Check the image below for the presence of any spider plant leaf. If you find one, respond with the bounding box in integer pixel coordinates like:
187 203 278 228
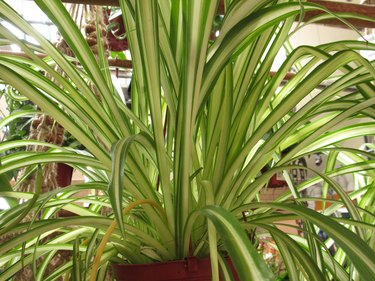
0 109 40 130
133 0 175 235
109 133 158 237
0 3 117 135
202 2 322 102
200 205 274 281
0 152 105 176
34 0 130 138
0 173 17 208
35 251 57 281
266 225 326 281
0 166 42 236
72 236 82 281
291 234 351 281
84 229 100 278
238 202 375 280
0 63 111 167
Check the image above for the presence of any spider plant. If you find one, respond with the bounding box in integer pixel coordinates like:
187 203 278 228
0 0 375 280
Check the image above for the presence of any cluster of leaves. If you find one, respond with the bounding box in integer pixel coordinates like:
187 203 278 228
0 86 33 150
0 0 374 281
0 86 35 181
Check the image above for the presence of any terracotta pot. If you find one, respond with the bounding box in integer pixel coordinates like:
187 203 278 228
261 165 287 188
112 257 239 281
104 10 128 51
56 163 75 217
56 163 74 188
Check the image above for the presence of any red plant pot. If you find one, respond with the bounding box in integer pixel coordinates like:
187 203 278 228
112 257 239 281
104 10 128 52
56 163 75 217
56 163 74 188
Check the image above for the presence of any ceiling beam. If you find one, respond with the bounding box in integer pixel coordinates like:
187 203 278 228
58 0 375 29
305 0 375 29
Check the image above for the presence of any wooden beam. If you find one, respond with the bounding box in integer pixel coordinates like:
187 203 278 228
305 0 375 29
109 58 132 68
58 0 375 28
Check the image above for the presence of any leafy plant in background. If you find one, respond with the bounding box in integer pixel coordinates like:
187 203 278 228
0 0 375 280
0 86 34 150
0 86 36 182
